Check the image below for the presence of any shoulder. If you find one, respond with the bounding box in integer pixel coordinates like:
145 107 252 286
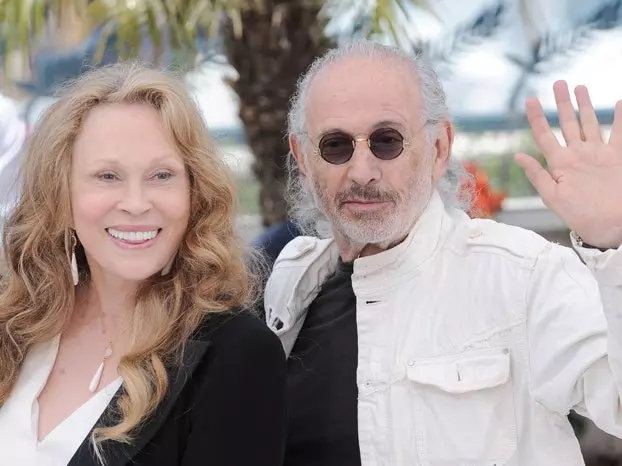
177 311 287 434
195 310 285 359
265 235 335 307
264 236 338 331
266 235 335 298
272 235 334 268
459 216 554 263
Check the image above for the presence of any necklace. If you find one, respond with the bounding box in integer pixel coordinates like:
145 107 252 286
88 338 114 393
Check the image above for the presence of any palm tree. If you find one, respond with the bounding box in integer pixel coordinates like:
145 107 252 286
0 0 428 227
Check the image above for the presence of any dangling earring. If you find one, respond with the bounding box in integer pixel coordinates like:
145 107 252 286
161 254 175 276
70 231 79 286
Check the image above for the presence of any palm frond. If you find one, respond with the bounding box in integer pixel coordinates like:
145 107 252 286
410 1 506 76
518 0 622 74
587 0 622 30
325 0 432 45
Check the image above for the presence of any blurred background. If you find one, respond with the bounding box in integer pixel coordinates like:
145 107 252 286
1 0 621 463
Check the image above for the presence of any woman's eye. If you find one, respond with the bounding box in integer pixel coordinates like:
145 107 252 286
98 172 118 181
154 171 173 181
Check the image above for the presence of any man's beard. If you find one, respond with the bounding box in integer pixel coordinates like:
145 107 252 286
312 176 432 245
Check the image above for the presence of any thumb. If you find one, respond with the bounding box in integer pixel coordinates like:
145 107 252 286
515 152 556 202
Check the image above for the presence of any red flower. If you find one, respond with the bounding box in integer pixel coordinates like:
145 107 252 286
461 162 506 218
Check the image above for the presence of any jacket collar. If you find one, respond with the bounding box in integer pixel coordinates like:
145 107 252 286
351 190 451 295
265 190 453 350
68 337 210 466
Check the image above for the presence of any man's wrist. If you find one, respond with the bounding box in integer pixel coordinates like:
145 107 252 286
573 232 620 251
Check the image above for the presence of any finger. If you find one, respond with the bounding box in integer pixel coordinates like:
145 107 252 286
609 100 622 148
574 85 602 142
525 96 561 156
515 152 557 201
553 80 582 144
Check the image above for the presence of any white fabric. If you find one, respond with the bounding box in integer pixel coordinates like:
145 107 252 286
0 336 122 465
0 94 26 233
265 190 622 466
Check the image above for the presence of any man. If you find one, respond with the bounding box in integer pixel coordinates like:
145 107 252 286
264 41 622 465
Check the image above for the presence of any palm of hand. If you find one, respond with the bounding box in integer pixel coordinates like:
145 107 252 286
516 81 622 249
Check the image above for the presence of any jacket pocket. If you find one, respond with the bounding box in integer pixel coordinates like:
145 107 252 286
406 347 517 465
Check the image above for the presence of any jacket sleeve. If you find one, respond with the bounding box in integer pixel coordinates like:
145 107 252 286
181 316 288 466
527 243 622 437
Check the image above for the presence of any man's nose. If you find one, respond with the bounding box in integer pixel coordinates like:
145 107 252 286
346 140 382 186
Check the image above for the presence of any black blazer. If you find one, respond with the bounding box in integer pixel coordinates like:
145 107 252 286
68 310 287 466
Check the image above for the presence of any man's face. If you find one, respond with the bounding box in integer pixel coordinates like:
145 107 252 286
293 56 450 246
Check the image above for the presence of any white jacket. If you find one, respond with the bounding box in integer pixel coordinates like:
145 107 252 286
264 191 622 466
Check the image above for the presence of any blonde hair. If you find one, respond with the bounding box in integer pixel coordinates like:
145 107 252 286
0 63 253 458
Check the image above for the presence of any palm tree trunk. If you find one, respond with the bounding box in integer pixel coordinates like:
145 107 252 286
222 1 331 227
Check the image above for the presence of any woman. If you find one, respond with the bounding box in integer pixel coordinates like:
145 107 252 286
0 63 287 465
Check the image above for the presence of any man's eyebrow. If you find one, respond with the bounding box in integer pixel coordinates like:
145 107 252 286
316 126 348 138
371 120 406 131
316 120 406 138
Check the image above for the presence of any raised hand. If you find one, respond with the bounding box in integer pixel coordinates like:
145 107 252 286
516 80 622 249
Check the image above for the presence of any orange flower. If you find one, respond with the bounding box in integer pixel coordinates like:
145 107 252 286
461 161 506 218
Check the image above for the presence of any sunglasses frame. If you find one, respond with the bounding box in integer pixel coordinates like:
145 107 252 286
310 119 437 165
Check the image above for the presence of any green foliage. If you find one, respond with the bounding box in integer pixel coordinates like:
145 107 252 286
477 154 543 197
0 0 433 76
464 132 548 198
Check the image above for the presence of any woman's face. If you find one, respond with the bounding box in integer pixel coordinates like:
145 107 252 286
70 102 190 283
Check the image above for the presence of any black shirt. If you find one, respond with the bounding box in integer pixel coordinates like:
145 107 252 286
284 259 361 466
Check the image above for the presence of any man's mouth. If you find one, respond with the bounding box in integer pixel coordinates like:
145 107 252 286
343 199 384 204
341 198 391 207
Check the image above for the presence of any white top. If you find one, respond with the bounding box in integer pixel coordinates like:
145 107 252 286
0 336 122 465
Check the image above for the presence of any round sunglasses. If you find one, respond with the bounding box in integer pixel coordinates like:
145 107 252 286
311 121 434 165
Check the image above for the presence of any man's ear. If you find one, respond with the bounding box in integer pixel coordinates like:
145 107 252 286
432 121 454 182
289 134 311 186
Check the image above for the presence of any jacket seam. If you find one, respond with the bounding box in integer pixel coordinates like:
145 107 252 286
447 244 541 269
459 319 527 351
524 249 571 419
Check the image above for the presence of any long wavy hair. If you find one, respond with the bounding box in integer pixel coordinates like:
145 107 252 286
0 63 253 459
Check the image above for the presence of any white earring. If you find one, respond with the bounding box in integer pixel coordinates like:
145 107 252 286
70 231 79 286
161 255 175 276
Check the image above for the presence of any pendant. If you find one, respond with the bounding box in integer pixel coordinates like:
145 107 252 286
89 342 113 393
89 361 105 393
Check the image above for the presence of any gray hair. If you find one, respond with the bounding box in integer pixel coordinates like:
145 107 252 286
285 40 472 237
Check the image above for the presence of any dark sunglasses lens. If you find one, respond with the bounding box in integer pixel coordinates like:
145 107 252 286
319 133 353 164
369 128 404 160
